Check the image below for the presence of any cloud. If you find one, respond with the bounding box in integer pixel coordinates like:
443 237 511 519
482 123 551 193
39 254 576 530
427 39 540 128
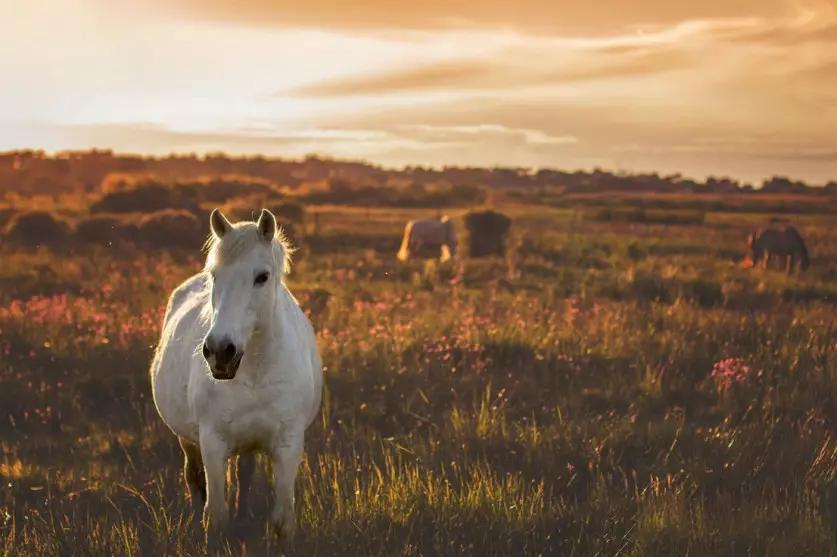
288 40 699 99
289 60 501 98
2 120 577 161
6 0 837 186
399 124 578 146
142 0 798 35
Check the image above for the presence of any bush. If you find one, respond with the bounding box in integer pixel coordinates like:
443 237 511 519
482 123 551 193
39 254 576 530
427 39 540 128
179 175 280 204
135 210 205 250
581 207 646 223
90 184 201 215
75 215 138 246
463 210 512 258
2 210 72 248
448 184 487 206
581 207 705 225
268 201 306 226
100 173 159 194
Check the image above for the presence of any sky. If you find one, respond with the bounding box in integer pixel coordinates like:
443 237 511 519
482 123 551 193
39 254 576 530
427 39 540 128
1 0 836 184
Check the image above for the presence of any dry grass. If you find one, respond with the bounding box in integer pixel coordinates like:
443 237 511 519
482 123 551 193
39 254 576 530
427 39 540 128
0 198 836 556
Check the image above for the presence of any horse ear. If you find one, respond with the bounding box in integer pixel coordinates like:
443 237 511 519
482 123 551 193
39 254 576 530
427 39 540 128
210 209 232 239
257 209 276 242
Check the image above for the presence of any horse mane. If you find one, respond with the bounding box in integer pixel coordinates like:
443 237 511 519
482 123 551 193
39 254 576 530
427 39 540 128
204 221 295 276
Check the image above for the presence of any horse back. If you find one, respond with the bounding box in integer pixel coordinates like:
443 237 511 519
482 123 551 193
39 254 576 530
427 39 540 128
152 274 210 379
163 273 209 324
783 226 809 255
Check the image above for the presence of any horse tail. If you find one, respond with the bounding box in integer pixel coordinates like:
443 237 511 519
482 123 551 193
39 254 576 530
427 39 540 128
397 221 413 261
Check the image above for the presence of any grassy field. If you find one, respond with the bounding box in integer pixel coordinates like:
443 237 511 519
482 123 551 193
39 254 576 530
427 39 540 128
1 201 836 556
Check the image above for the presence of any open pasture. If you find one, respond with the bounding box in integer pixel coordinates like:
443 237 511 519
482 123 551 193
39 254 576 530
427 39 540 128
1 200 837 556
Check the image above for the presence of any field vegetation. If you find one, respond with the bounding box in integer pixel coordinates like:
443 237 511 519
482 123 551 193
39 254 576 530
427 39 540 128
1 152 836 556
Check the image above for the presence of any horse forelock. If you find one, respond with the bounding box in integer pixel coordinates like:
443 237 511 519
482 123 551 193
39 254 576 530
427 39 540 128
204 221 294 275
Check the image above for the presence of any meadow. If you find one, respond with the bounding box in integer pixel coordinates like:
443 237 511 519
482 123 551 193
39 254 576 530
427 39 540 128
1 196 836 556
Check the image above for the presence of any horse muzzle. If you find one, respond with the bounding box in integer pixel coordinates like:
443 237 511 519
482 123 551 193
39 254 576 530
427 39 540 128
206 353 242 380
202 336 243 380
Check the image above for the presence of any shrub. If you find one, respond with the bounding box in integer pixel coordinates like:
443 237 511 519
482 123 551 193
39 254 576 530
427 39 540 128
581 207 646 223
180 175 280 204
464 210 512 258
268 201 306 226
100 172 159 194
2 210 72 248
135 210 205 250
581 207 705 225
448 184 488 206
75 215 138 246
90 184 201 215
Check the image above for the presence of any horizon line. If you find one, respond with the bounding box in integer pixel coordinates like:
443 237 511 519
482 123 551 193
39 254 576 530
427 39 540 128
1 146 834 189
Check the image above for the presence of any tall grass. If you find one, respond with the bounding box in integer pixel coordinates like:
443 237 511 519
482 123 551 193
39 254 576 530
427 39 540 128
0 202 835 556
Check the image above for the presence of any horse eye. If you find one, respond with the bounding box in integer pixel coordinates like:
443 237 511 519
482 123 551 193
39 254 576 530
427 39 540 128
254 272 270 286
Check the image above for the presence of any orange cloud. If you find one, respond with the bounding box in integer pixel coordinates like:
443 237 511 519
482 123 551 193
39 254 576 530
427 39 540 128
285 30 714 100
146 0 797 34
5 0 837 185
289 60 501 98
289 46 697 98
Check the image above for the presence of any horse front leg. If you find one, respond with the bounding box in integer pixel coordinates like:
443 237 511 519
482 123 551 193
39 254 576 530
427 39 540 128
233 453 257 522
270 431 304 543
199 430 231 541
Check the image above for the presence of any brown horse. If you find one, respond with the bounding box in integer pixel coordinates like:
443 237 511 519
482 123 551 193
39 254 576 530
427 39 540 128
743 225 810 274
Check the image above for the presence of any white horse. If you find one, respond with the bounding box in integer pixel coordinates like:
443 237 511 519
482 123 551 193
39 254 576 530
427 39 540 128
149 208 322 544
396 216 458 262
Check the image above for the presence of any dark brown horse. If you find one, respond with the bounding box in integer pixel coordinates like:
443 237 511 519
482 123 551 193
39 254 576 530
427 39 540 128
743 225 810 274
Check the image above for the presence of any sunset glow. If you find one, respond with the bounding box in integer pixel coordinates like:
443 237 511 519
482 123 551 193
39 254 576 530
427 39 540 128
2 0 836 183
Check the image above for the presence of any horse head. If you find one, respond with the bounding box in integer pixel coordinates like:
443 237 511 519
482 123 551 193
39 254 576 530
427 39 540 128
201 209 292 380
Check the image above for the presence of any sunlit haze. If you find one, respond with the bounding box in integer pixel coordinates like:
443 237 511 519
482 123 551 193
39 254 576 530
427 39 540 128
2 0 837 183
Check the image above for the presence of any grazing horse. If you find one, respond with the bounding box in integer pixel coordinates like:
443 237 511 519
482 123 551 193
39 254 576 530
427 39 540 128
743 225 810 274
149 208 323 544
396 216 458 262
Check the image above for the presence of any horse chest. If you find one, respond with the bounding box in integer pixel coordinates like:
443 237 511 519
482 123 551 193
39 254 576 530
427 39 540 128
206 384 289 451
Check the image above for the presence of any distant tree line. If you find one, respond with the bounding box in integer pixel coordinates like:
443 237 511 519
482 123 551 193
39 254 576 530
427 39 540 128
1 149 835 199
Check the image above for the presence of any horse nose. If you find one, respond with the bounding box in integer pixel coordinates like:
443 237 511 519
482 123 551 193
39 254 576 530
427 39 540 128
218 340 237 364
203 336 238 365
